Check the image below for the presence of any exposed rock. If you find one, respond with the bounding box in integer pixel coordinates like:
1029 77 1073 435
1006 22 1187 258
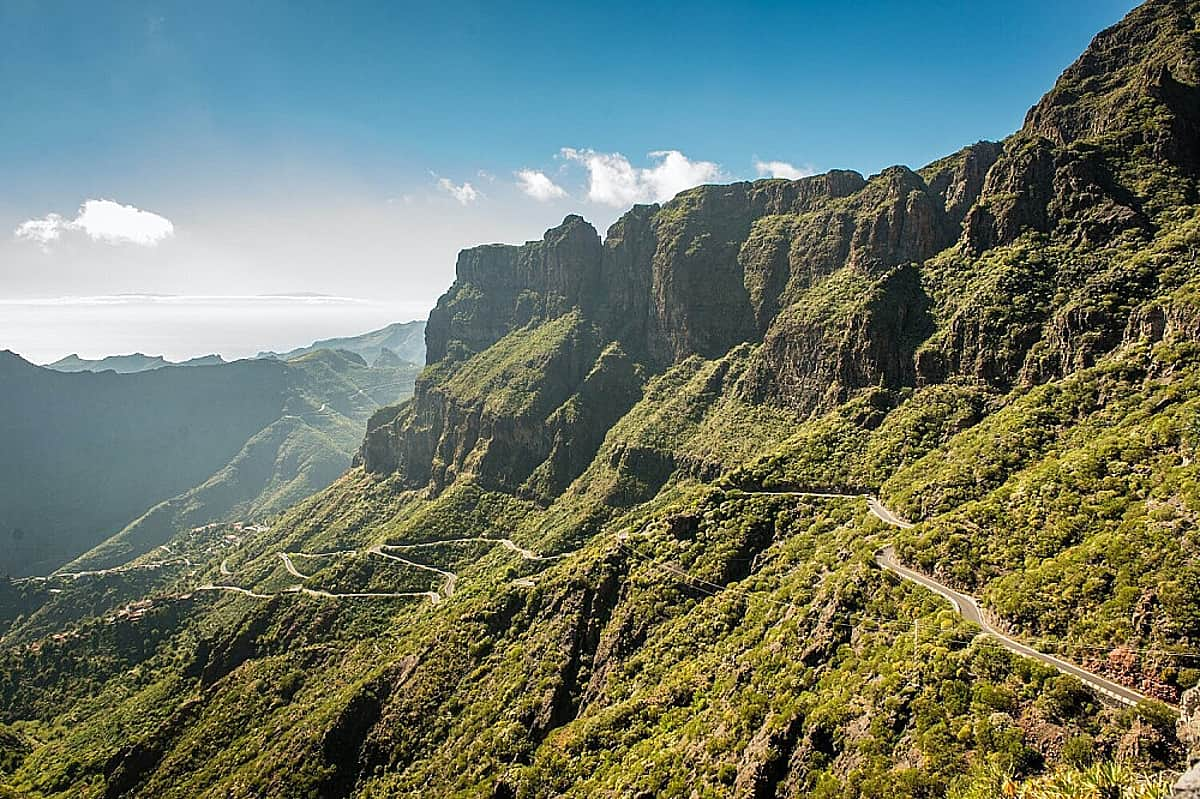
741 264 934 412
961 137 1058 254
1024 0 1200 166
734 713 804 799
359 0 1200 498
425 215 603 364
920 141 1003 225
1176 763 1200 799
1181 686 1200 759
1126 288 1200 346
359 313 619 496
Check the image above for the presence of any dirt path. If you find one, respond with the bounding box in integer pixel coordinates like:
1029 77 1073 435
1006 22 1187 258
196 582 437 602
383 536 562 562
15 557 195 584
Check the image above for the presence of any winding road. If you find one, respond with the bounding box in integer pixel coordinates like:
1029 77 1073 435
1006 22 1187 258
782 491 1165 708
14 556 195 584
197 534 561 606
873 546 1153 707
743 491 1163 708
196 583 438 602
369 545 458 597
383 536 564 562
278 552 310 580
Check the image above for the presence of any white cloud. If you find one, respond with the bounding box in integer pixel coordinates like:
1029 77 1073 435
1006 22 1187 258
515 169 568 201
14 199 175 248
436 178 480 205
560 148 722 207
14 214 69 246
753 159 817 180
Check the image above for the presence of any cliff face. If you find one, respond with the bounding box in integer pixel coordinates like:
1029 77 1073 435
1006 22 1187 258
962 0 1200 257
424 215 603 364
362 0 1200 499
16 3 1200 797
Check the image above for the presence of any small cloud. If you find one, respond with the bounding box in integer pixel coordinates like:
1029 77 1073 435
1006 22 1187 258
14 214 69 247
14 199 174 248
561 148 722 207
436 178 480 205
515 169 568 201
753 159 817 180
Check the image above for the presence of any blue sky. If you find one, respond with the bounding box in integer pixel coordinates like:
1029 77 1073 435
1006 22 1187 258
0 0 1138 361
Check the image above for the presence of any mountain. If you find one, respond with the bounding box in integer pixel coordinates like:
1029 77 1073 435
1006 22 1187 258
3 2 1200 796
257 319 427 367
0 349 418 577
44 352 227 373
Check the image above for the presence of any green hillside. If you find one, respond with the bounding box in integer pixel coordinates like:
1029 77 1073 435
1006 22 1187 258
2 1 1199 796
0 349 419 577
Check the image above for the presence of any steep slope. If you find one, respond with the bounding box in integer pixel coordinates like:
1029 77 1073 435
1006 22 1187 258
0 350 419 576
2 2 1199 797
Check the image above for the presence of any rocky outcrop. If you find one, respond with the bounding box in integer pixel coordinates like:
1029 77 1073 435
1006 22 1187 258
359 313 618 495
960 137 1059 254
920 141 1003 225
636 172 868 366
1126 285 1200 346
741 264 934 412
362 0 1200 494
1181 686 1200 799
425 215 603 364
1178 765 1200 799
1181 686 1200 758
961 0 1200 255
520 343 644 501
1024 0 1200 160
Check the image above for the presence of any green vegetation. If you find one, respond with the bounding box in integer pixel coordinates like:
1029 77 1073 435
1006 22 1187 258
4 2 1200 795
0 347 419 577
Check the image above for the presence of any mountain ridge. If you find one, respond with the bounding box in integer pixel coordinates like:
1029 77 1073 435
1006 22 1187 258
2 2 1199 796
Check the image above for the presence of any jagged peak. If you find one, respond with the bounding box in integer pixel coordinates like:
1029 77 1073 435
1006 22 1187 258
1023 0 1199 145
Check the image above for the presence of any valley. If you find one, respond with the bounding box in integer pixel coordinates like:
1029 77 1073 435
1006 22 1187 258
3 1 1200 796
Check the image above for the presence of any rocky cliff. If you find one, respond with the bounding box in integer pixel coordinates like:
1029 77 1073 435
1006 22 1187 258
364 0 1200 484
11 3 1200 797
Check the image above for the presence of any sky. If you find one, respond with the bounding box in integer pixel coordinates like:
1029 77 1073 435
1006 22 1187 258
0 0 1138 363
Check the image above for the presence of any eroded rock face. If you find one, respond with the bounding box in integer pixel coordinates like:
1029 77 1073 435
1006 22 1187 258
922 141 1003 225
425 215 603 364
1181 686 1200 758
637 173 869 366
362 0 1200 494
740 264 934 412
358 315 644 498
1024 0 1200 162
962 0 1200 258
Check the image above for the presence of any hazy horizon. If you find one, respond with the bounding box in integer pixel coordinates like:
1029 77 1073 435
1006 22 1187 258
0 293 430 364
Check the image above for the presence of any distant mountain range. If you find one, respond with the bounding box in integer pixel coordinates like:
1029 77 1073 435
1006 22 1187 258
42 319 427 375
46 352 227 373
0 346 420 577
257 319 426 367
